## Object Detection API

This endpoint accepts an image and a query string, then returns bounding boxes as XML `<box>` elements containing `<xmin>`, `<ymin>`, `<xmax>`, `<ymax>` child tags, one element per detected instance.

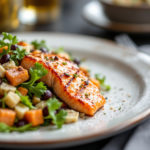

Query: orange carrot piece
<box><xmin>25</xmin><ymin>109</ymin><xmax>44</xmax><ymax>126</ymax></box>
<box><xmin>0</xmin><ymin>109</ymin><xmax>16</xmax><ymax>126</ymax></box>
<box><xmin>5</xmin><ymin>66</ymin><xmax>29</xmax><ymax>86</ymax></box>
<box><xmin>18</xmin><ymin>87</ymin><xmax>28</xmax><ymax>96</ymax></box>
<box><xmin>18</xmin><ymin>41</ymin><xmax>28</xmax><ymax>46</ymax></box>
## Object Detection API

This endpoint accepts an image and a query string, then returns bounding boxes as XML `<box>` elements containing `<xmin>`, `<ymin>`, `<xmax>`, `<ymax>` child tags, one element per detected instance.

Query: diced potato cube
<box><xmin>65</xmin><ymin>109</ymin><xmax>79</xmax><ymax>124</ymax></box>
<box><xmin>4</xmin><ymin>91</ymin><xmax>20</xmax><ymax>108</ymax></box>
<box><xmin>2</xmin><ymin>60</ymin><xmax>16</xmax><ymax>70</ymax></box>
<box><xmin>6</xmin><ymin>66</ymin><xmax>29</xmax><ymax>86</ymax></box>
<box><xmin>15</xmin><ymin>103</ymin><xmax>29</xmax><ymax>119</ymax></box>
<box><xmin>0</xmin><ymin>82</ymin><xmax>16</xmax><ymax>95</ymax></box>
<box><xmin>0</xmin><ymin>65</ymin><xmax>6</xmax><ymax>78</ymax></box>
<box><xmin>32</xmin><ymin>96</ymin><xmax>41</xmax><ymax>105</ymax></box>
<box><xmin>0</xmin><ymin>109</ymin><xmax>16</xmax><ymax>126</ymax></box>
<box><xmin>35</xmin><ymin>101</ymin><xmax>46</xmax><ymax>109</ymax></box>
<box><xmin>18</xmin><ymin>87</ymin><xmax>28</xmax><ymax>96</ymax></box>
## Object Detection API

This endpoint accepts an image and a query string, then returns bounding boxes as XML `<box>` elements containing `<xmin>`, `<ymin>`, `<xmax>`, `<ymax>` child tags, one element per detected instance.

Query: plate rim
<box><xmin>0</xmin><ymin>32</ymin><xmax>150</xmax><ymax>148</ymax></box>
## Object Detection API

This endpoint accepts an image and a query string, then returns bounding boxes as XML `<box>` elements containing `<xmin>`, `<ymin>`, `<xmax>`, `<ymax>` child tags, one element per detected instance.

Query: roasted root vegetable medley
<box><xmin>0</xmin><ymin>33</ymin><xmax>110</xmax><ymax>132</ymax></box>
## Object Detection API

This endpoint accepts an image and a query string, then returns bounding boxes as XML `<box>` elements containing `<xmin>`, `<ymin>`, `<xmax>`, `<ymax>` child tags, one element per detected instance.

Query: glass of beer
<box><xmin>0</xmin><ymin>0</ymin><xmax>21</xmax><ymax>32</ymax></box>
<box><xmin>20</xmin><ymin>0</ymin><xmax>60</xmax><ymax>25</ymax></box>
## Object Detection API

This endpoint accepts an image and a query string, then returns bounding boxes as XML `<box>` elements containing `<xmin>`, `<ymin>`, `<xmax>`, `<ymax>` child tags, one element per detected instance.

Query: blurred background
<box><xmin>1</xmin><ymin>0</ymin><xmax>150</xmax><ymax>46</ymax></box>
<box><xmin>0</xmin><ymin>0</ymin><xmax>150</xmax><ymax>150</ymax></box>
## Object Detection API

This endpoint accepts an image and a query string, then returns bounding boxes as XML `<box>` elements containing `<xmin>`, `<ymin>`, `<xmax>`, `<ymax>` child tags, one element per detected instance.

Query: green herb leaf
<box><xmin>16</xmin><ymin>91</ymin><xmax>35</xmax><ymax>109</ymax></box>
<box><xmin>29</xmin><ymin>82</ymin><xmax>47</xmax><ymax>98</ymax></box>
<box><xmin>95</xmin><ymin>74</ymin><xmax>111</xmax><ymax>91</ymax></box>
<box><xmin>22</xmin><ymin>62</ymin><xmax>48</xmax><ymax>87</ymax></box>
<box><xmin>54</xmin><ymin>110</ymin><xmax>67</xmax><ymax>128</ymax></box>
<box><xmin>0</xmin><ymin>123</ymin><xmax>38</xmax><ymax>133</ymax></box>
<box><xmin>31</xmin><ymin>40</ymin><xmax>48</xmax><ymax>50</ymax></box>
<box><xmin>0</xmin><ymin>123</ymin><xmax>11</xmax><ymax>132</ymax></box>
<box><xmin>62</xmin><ymin>62</ymin><xmax>67</xmax><ymax>65</ymax></box>
<box><xmin>45</xmin><ymin>98</ymin><xmax>67</xmax><ymax>128</ymax></box>
<box><xmin>0</xmin><ymin>32</ymin><xmax>18</xmax><ymax>52</ymax></box>
<box><xmin>11</xmin><ymin>124</ymin><xmax>38</xmax><ymax>132</ymax></box>
<box><xmin>0</xmin><ymin>93</ymin><xmax>6</xmax><ymax>108</ymax></box>
<box><xmin>10</xmin><ymin>46</ymin><xmax>28</xmax><ymax>65</ymax></box>
<box><xmin>0</xmin><ymin>32</ymin><xmax>27</xmax><ymax>64</ymax></box>
<box><xmin>2</xmin><ymin>32</ymin><xmax>18</xmax><ymax>45</ymax></box>
<box><xmin>73</xmin><ymin>73</ymin><xmax>78</xmax><ymax>78</ymax></box>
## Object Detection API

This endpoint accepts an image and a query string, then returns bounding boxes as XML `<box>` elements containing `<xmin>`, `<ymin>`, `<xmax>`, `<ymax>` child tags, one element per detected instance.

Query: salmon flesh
<box><xmin>21</xmin><ymin>51</ymin><xmax>105</xmax><ymax>116</ymax></box>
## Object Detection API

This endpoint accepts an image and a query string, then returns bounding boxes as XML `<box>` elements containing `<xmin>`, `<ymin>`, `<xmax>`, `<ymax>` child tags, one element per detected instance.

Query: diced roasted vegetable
<box><xmin>65</xmin><ymin>109</ymin><xmax>79</xmax><ymax>123</ymax></box>
<box><xmin>32</xmin><ymin>96</ymin><xmax>41</xmax><ymax>105</ymax></box>
<box><xmin>25</xmin><ymin>109</ymin><xmax>44</xmax><ymax>126</ymax></box>
<box><xmin>0</xmin><ymin>109</ymin><xmax>16</xmax><ymax>126</ymax></box>
<box><xmin>17</xmin><ymin>41</ymin><xmax>28</xmax><ymax>47</ymax></box>
<box><xmin>90</xmin><ymin>78</ymin><xmax>100</xmax><ymax>89</ymax></box>
<box><xmin>5</xmin><ymin>66</ymin><xmax>29</xmax><ymax>86</ymax></box>
<box><xmin>35</xmin><ymin>101</ymin><xmax>46</xmax><ymax>109</ymax></box>
<box><xmin>0</xmin><ymin>65</ymin><xmax>6</xmax><ymax>78</ymax></box>
<box><xmin>15</xmin><ymin>103</ymin><xmax>29</xmax><ymax>119</ymax></box>
<box><xmin>2</xmin><ymin>60</ymin><xmax>16</xmax><ymax>70</ymax></box>
<box><xmin>18</xmin><ymin>87</ymin><xmax>28</xmax><ymax>96</ymax></box>
<box><xmin>4</xmin><ymin>92</ymin><xmax>20</xmax><ymax>108</ymax></box>
<box><xmin>0</xmin><ymin>82</ymin><xmax>16</xmax><ymax>95</ymax></box>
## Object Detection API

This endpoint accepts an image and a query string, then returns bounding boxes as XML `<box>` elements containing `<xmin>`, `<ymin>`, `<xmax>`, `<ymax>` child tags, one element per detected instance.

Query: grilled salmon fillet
<box><xmin>21</xmin><ymin>51</ymin><xmax>105</xmax><ymax>116</ymax></box>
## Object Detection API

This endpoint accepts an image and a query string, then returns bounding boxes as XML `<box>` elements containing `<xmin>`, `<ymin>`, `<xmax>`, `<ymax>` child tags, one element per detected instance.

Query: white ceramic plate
<box><xmin>0</xmin><ymin>32</ymin><xmax>150</xmax><ymax>149</ymax></box>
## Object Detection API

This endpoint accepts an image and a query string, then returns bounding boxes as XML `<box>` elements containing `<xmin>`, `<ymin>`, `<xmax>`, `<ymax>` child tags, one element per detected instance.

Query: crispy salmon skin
<box><xmin>21</xmin><ymin>51</ymin><xmax>105</xmax><ymax>116</ymax></box>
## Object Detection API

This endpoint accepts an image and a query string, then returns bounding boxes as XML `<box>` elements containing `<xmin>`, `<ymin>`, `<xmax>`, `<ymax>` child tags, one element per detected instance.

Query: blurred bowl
<box><xmin>99</xmin><ymin>0</ymin><xmax>150</xmax><ymax>24</ymax></box>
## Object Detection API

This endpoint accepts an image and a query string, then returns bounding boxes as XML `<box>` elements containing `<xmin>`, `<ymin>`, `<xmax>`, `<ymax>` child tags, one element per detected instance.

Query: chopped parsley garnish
<box><xmin>85</xmin><ymin>93</ymin><xmax>89</xmax><ymax>98</ymax></box>
<box><xmin>22</xmin><ymin>63</ymin><xmax>48</xmax><ymax>98</ymax></box>
<box><xmin>62</xmin><ymin>62</ymin><xmax>67</xmax><ymax>65</ymax></box>
<box><xmin>28</xmin><ymin>82</ymin><xmax>47</xmax><ymax>98</ymax></box>
<box><xmin>95</xmin><ymin>74</ymin><xmax>111</xmax><ymax>91</ymax></box>
<box><xmin>31</xmin><ymin>40</ymin><xmax>48</xmax><ymax>50</ymax></box>
<box><xmin>0</xmin><ymin>32</ymin><xmax>27</xmax><ymax>65</ymax></box>
<box><xmin>0</xmin><ymin>32</ymin><xmax>18</xmax><ymax>51</ymax></box>
<box><xmin>0</xmin><ymin>123</ymin><xmax>38</xmax><ymax>133</ymax></box>
<box><xmin>73</xmin><ymin>73</ymin><xmax>78</xmax><ymax>78</ymax></box>
<box><xmin>10</xmin><ymin>46</ymin><xmax>28</xmax><ymax>65</ymax></box>
<box><xmin>45</xmin><ymin>98</ymin><xmax>67</xmax><ymax>128</ymax></box>
<box><xmin>22</xmin><ymin>62</ymin><xmax>48</xmax><ymax>87</ymax></box>
<box><xmin>16</xmin><ymin>91</ymin><xmax>35</xmax><ymax>109</ymax></box>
